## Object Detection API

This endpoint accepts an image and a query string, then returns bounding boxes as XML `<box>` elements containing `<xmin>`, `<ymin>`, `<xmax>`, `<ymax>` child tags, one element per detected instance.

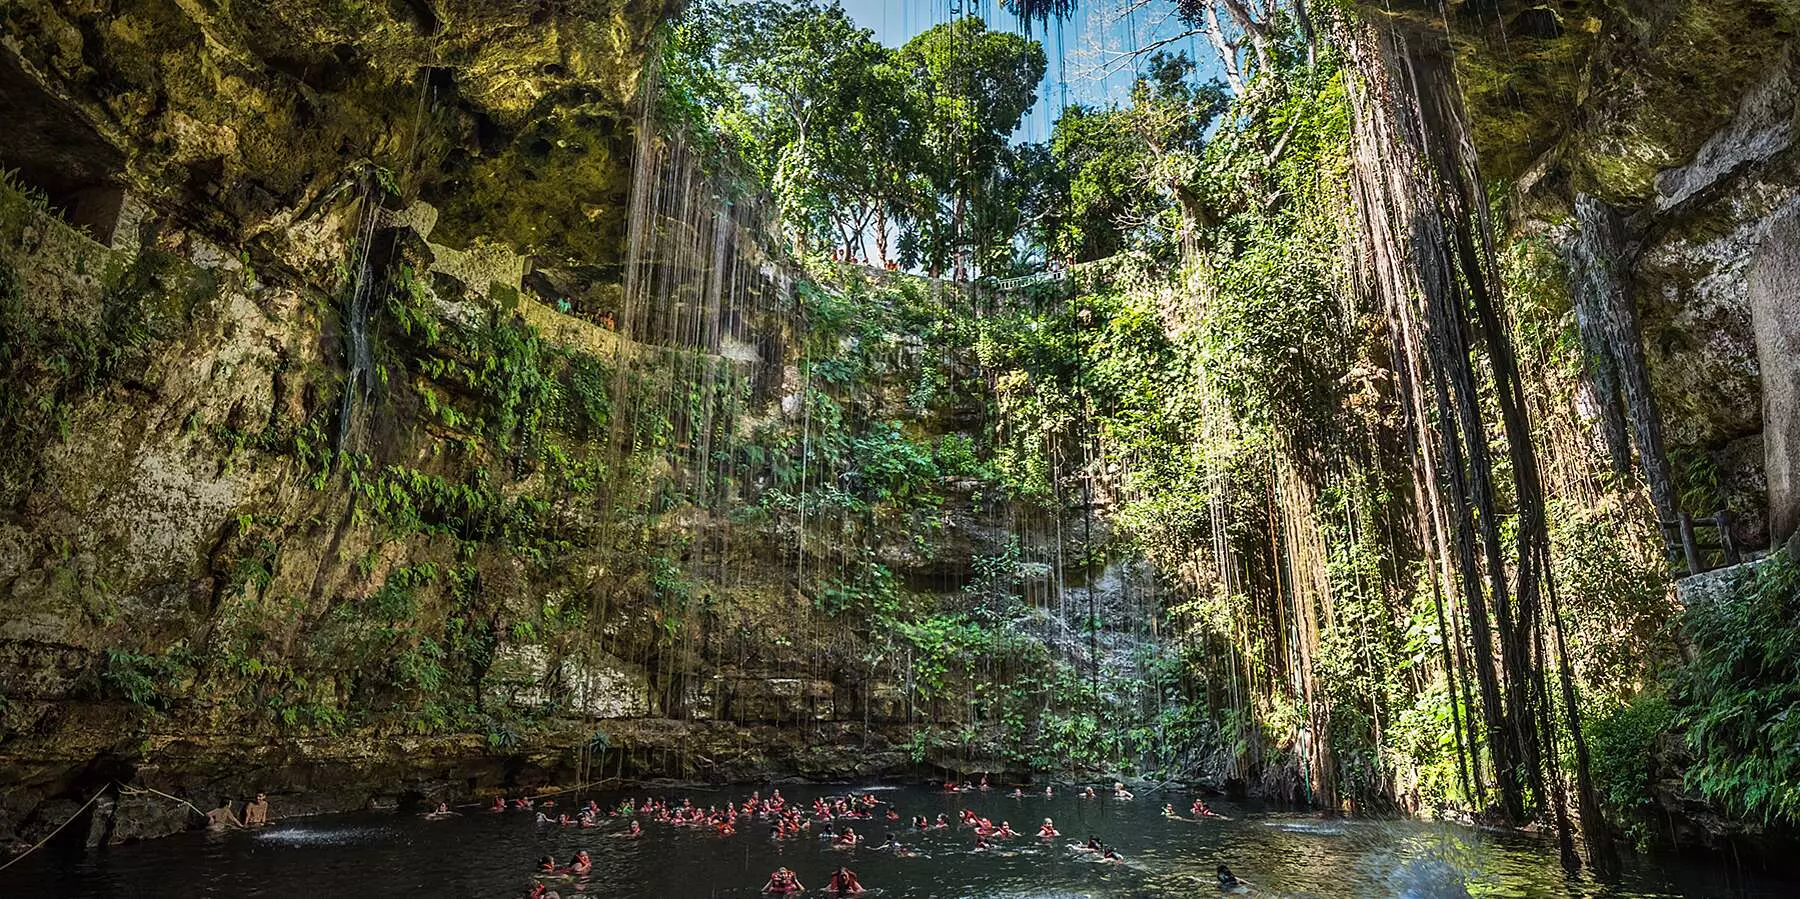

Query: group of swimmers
<box><xmin>200</xmin><ymin>792</ymin><xmax>272</xmax><ymax>829</ymax></box>
<box><xmin>760</xmin><ymin>865</ymin><xmax>868</xmax><ymax>895</ymax></box>
<box><xmin>490</xmin><ymin>781</ymin><xmax>1242</xmax><ymax>896</ymax></box>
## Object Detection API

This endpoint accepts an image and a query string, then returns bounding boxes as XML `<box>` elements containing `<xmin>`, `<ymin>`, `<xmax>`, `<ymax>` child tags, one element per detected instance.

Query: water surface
<box><xmin>3</xmin><ymin>784</ymin><xmax>1790</xmax><ymax>897</ymax></box>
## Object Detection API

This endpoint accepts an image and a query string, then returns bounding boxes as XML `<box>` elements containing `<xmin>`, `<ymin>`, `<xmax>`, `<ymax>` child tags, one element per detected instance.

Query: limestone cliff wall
<box><xmin>1449</xmin><ymin>0</ymin><xmax>1799</xmax><ymax>550</ymax></box>
<box><xmin>0</xmin><ymin>0</ymin><xmax>1002</xmax><ymax>852</ymax></box>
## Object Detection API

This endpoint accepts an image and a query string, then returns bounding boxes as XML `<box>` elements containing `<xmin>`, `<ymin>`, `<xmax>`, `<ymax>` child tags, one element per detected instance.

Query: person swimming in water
<box><xmin>827</xmin><ymin>866</ymin><xmax>867</xmax><ymax>896</ymax></box>
<box><xmin>1038</xmin><ymin>817</ymin><xmax>1059</xmax><ymax>838</ymax></box>
<box><xmin>1101</xmin><ymin>846</ymin><xmax>1123</xmax><ymax>863</ymax></box>
<box><xmin>425</xmin><ymin>801</ymin><xmax>459</xmax><ymax>820</ymax></box>
<box><xmin>1163</xmin><ymin>803</ymin><xmax>1180</xmax><ymax>818</ymax></box>
<box><xmin>1081</xmin><ymin>786</ymin><xmax>1097</xmax><ymax>800</ymax></box>
<box><xmin>835</xmin><ymin>826</ymin><xmax>861</xmax><ymax>847</ymax></box>
<box><xmin>528</xmin><ymin>884</ymin><xmax>561</xmax><ymax>899</ymax></box>
<box><xmin>537</xmin><ymin>855</ymin><xmax>558</xmax><ymax>873</ymax></box>
<box><xmin>1079</xmin><ymin>835</ymin><xmax>1102</xmax><ymax>852</ymax></box>
<box><xmin>570</xmin><ymin>850</ymin><xmax>592</xmax><ymax>874</ymax></box>
<box><xmin>244</xmin><ymin>792</ymin><xmax>271</xmax><ymax>827</ymax></box>
<box><xmin>1043</xmin><ymin>784</ymin><xmax>1054</xmax><ymax>797</ymax></box>
<box><xmin>1217</xmin><ymin>863</ymin><xmax>1241</xmax><ymax>888</ymax></box>
<box><xmin>1113</xmin><ymin>782</ymin><xmax>1135</xmax><ymax>800</ymax></box>
<box><xmin>203</xmin><ymin>797</ymin><xmax>242</xmax><ymax>829</ymax></box>
<box><xmin>761</xmin><ymin>867</ymin><xmax>804</xmax><ymax>894</ymax></box>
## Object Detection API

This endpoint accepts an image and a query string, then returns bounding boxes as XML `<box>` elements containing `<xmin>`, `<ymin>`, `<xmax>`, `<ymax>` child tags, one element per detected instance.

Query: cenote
<box><xmin>2</xmin><ymin>785</ymin><xmax>1792</xmax><ymax>898</ymax></box>
<box><xmin>6</xmin><ymin>0</ymin><xmax>1800</xmax><ymax>894</ymax></box>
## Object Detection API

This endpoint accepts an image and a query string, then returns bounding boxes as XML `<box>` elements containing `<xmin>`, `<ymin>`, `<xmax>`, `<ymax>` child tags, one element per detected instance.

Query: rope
<box><xmin>115</xmin><ymin>784</ymin><xmax>207</xmax><ymax>819</ymax></box>
<box><xmin>0</xmin><ymin>785</ymin><xmax>108</xmax><ymax>873</ymax></box>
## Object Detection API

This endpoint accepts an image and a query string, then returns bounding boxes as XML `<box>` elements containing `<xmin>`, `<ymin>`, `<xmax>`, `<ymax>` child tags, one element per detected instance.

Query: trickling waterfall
<box><xmin>335</xmin><ymin>177</ymin><xmax>383</xmax><ymax>458</ymax></box>
<box><xmin>602</xmin><ymin>75</ymin><xmax>795</xmax><ymax>739</ymax></box>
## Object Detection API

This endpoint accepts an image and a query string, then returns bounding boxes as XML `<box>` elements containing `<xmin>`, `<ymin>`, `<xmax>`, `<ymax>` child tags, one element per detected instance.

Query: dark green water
<box><xmin>2</xmin><ymin>784</ymin><xmax>1791</xmax><ymax>897</ymax></box>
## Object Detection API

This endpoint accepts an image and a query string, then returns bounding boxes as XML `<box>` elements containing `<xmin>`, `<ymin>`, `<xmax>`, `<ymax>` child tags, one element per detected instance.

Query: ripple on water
<box><xmin>1263</xmin><ymin>820</ymin><xmax>1349</xmax><ymax>835</ymax></box>
<box><xmin>251</xmin><ymin>825</ymin><xmax>394</xmax><ymax>846</ymax></box>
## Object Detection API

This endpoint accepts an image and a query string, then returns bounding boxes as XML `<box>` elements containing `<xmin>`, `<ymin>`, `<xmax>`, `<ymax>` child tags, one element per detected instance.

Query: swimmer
<box><xmin>1218</xmin><ymin>863</ymin><xmax>1241</xmax><ymax>889</ymax></box>
<box><xmin>528</xmin><ymin>884</ymin><xmax>561</xmax><ymax>899</ymax></box>
<box><xmin>537</xmin><ymin>855</ymin><xmax>558</xmax><ymax>873</ymax></box>
<box><xmin>1101</xmin><ymin>846</ymin><xmax>1123</xmax><ymax>863</ymax></box>
<box><xmin>203</xmin><ymin>797</ymin><xmax>242</xmax><ymax>829</ymax></box>
<box><xmin>570</xmin><ymin>850</ymin><xmax>592</xmax><ymax>874</ymax></box>
<box><xmin>1043</xmin><ymin>784</ymin><xmax>1054</xmax><ymax>797</ymax></box>
<box><xmin>1077</xmin><ymin>835</ymin><xmax>1102</xmax><ymax>852</ymax></box>
<box><xmin>1038</xmin><ymin>818</ymin><xmax>1059</xmax><ymax>838</ymax></box>
<box><xmin>835</xmin><ymin>826</ymin><xmax>861</xmax><ymax>847</ymax></box>
<box><xmin>979</xmin><ymin>775</ymin><xmax>991</xmax><ymax>792</ymax></box>
<box><xmin>1163</xmin><ymin>803</ymin><xmax>1180</xmax><ymax>818</ymax></box>
<box><xmin>1010</xmin><ymin>787</ymin><xmax>1024</xmax><ymax>798</ymax></box>
<box><xmin>244</xmin><ymin>792</ymin><xmax>271</xmax><ymax>827</ymax></box>
<box><xmin>425</xmin><ymin>801</ymin><xmax>459</xmax><ymax>820</ymax></box>
<box><xmin>618</xmin><ymin>820</ymin><xmax>642</xmax><ymax>838</ymax></box>
<box><xmin>761</xmin><ymin>866</ymin><xmax>804</xmax><ymax>895</ymax></box>
<box><xmin>996</xmin><ymin>821</ymin><xmax>1018</xmax><ymax>838</ymax></box>
<box><xmin>1114</xmin><ymin>782</ymin><xmax>1135</xmax><ymax>800</ymax></box>
<box><xmin>1081</xmin><ymin>787</ymin><xmax>1097</xmax><ymax>800</ymax></box>
<box><xmin>490</xmin><ymin>796</ymin><xmax>506</xmax><ymax>813</ymax></box>
<box><xmin>827</xmin><ymin>866</ymin><xmax>867</xmax><ymax>896</ymax></box>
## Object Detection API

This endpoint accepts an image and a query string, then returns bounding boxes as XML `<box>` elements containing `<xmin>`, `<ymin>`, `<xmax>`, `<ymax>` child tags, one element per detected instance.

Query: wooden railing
<box><xmin>1663</xmin><ymin>510</ymin><xmax>1741</xmax><ymax>576</ymax></box>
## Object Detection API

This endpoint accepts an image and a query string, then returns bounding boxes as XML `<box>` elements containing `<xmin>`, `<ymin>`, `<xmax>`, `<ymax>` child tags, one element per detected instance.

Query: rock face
<box><xmin>1749</xmin><ymin>205</ymin><xmax>1800</xmax><ymax>544</ymax></box>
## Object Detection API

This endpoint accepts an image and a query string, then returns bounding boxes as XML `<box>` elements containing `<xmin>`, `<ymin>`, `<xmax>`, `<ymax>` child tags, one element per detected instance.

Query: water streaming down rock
<box><xmin>335</xmin><ymin>177</ymin><xmax>384</xmax><ymax>457</ymax></box>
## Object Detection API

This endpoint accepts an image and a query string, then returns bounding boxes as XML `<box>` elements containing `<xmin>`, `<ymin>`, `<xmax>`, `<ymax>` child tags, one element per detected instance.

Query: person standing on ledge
<box><xmin>243</xmin><ymin>792</ymin><xmax>271</xmax><ymax>827</ymax></box>
<box><xmin>204</xmin><ymin>797</ymin><xmax>242</xmax><ymax>829</ymax></box>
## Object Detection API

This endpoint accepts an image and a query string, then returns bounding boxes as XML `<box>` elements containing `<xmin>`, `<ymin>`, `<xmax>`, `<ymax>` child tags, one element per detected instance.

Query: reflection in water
<box><xmin>1</xmin><ymin>784</ymin><xmax>1792</xmax><ymax>898</ymax></box>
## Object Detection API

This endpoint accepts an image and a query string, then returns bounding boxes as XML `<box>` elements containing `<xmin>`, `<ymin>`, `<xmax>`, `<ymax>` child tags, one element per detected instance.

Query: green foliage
<box><xmin>665</xmin><ymin>3</ymin><xmax>1045</xmax><ymax>271</ymax></box>
<box><xmin>1588</xmin><ymin>692</ymin><xmax>1675</xmax><ymax>851</ymax></box>
<box><xmin>1675</xmin><ymin>552</ymin><xmax>1800</xmax><ymax>825</ymax></box>
<box><xmin>1047</xmin><ymin>52</ymin><xmax>1227</xmax><ymax>261</ymax></box>
<box><xmin>100</xmin><ymin>648</ymin><xmax>180</xmax><ymax>710</ymax></box>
